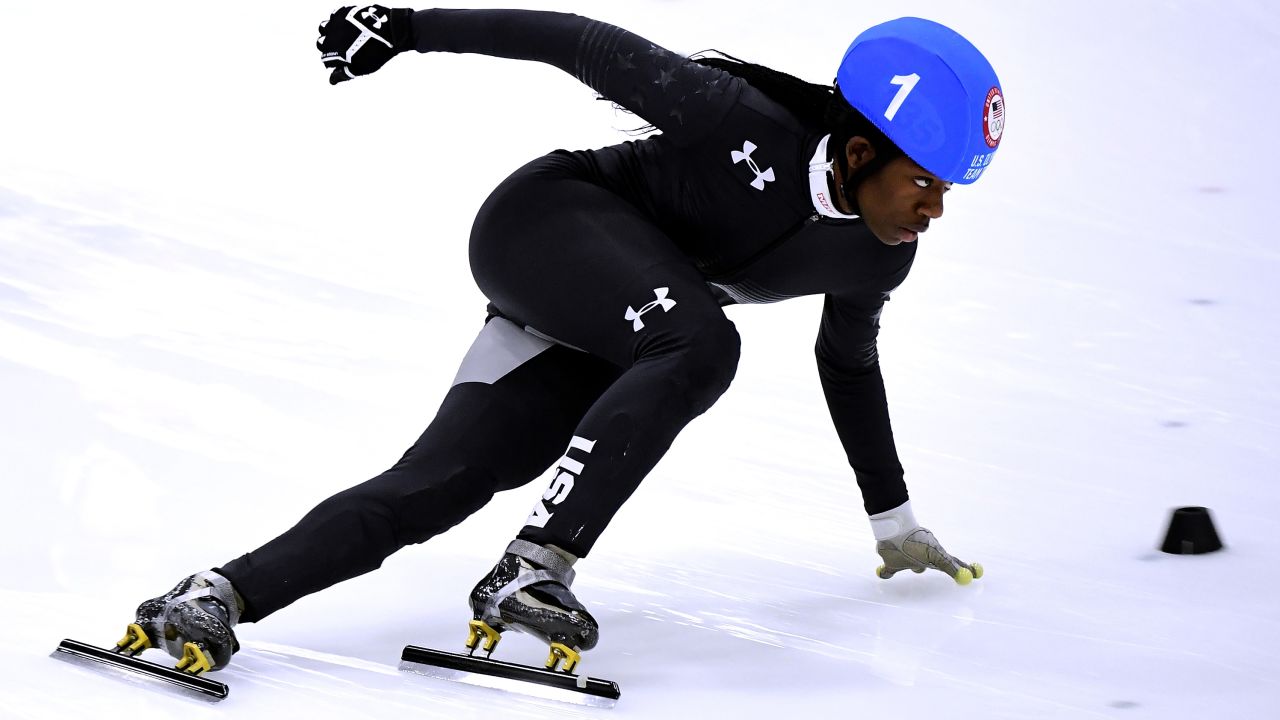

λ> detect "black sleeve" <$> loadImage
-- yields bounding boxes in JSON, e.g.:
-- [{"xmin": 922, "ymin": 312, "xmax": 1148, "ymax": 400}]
[
  {"xmin": 411, "ymin": 9, "xmax": 742, "ymax": 146},
  {"xmin": 815, "ymin": 289, "xmax": 910, "ymax": 515}
]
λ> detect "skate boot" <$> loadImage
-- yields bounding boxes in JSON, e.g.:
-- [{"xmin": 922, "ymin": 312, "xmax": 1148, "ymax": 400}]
[
  {"xmin": 466, "ymin": 539, "xmax": 598, "ymax": 673},
  {"xmin": 115, "ymin": 570, "xmax": 242, "ymax": 675}
]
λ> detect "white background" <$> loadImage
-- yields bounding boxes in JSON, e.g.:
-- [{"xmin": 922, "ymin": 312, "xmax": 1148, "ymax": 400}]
[{"xmin": 2, "ymin": 1, "xmax": 1278, "ymax": 718}]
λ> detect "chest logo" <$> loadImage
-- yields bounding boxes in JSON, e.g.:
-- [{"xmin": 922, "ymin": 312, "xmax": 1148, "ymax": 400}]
[
  {"xmin": 731, "ymin": 140, "xmax": 775, "ymax": 191},
  {"xmin": 625, "ymin": 287, "xmax": 677, "ymax": 332}
]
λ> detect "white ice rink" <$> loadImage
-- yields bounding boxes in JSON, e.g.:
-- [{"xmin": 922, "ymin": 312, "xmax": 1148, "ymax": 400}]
[{"xmin": 2, "ymin": 1, "xmax": 1278, "ymax": 718}]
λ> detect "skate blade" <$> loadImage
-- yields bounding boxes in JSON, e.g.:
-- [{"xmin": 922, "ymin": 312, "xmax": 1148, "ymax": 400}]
[
  {"xmin": 399, "ymin": 644, "xmax": 619, "ymax": 708},
  {"xmin": 51, "ymin": 639, "xmax": 229, "ymax": 701}
]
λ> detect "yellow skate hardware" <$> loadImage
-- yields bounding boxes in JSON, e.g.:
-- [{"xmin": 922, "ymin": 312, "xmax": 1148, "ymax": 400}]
[
  {"xmin": 545, "ymin": 642, "xmax": 581, "ymax": 674},
  {"xmin": 175, "ymin": 642, "xmax": 214, "ymax": 675},
  {"xmin": 465, "ymin": 619, "xmax": 503, "ymax": 656},
  {"xmin": 114, "ymin": 623, "xmax": 152, "ymax": 657}
]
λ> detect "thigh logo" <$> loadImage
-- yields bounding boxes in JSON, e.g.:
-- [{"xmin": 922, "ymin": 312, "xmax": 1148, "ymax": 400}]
[
  {"xmin": 625, "ymin": 287, "xmax": 677, "ymax": 332},
  {"xmin": 525, "ymin": 435, "xmax": 596, "ymax": 529},
  {"xmin": 731, "ymin": 140, "xmax": 775, "ymax": 191}
]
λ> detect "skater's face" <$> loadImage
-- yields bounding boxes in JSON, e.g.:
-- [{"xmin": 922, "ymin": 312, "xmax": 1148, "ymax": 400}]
[{"xmin": 845, "ymin": 139, "xmax": 950, "ymax": 246}]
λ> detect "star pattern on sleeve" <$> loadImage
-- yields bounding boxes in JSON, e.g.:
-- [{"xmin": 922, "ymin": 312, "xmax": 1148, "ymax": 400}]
[
  {"xmin": 653, "ymin": 67, "xmax": 677, "ymax": 90},
  {"xmin": 614, "ymin": 51, "xmax": 636, "ymax": 71},
  {"xmin": 694, "ymin": 76, "xmax": 727, "ymax": 102},
  {"xmin": 668, "ymin": 98, "xmax": 686, "ymax": 125}
]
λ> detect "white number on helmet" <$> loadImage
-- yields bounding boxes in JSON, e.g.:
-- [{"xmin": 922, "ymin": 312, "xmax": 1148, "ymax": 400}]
[{"xmin": 885, "ymin": 73, "xmax": 920, "ymax": 122}]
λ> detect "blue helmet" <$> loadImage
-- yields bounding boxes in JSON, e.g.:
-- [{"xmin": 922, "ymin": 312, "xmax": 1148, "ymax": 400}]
[{"xmin": 835, "ymin": 17, "xmax": 1004, "ymax": 184}]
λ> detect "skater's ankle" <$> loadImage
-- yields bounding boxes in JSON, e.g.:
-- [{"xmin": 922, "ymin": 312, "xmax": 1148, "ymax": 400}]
[
  {"xmin": 206, "ymin": 568, "xmax": 247, "ymax": 619},
  {"xmin": 545, "ymin": 544, "xmax": 578, "ymax": 567},
  {"xmin": 506, "ymin": 539, "xmax": 577, "ymax": 571}
]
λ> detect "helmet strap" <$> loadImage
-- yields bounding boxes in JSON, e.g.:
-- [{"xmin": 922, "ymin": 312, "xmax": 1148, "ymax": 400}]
[
  {"xmin": 839, "ymin": 177, "xmax": 861, "ymax": 215},
  {"xmin": 829, "ymin": 131, "xmax": 859, "ymax": 214}
]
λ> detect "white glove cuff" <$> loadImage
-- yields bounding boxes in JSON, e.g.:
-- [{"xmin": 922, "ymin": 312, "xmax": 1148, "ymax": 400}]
[{"xmin": 869, "ymin": 500, "xmax": 918, "ymax": 541}]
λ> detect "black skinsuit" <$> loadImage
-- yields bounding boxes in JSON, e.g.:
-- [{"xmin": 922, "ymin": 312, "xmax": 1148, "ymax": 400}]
[{"xmin": 219, "ymin": 9, "xmax": 916, "ymax": 623}]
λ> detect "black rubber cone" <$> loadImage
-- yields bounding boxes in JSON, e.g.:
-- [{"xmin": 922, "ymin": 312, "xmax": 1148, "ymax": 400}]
[{"xmin": 1160, "ymin": 506, "xmax": 1224, "ymax": 554}]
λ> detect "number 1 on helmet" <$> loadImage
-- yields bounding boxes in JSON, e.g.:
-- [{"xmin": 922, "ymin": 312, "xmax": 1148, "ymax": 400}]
[{"xmin": 884, "ymin": 73, "xmax": 920, "ymax": 121}]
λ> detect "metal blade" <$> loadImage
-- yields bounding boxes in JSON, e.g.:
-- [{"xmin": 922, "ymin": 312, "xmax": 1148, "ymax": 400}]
[
  {"xmin": 399, "ymin": 645, "xmax": 619, "ymax": 708},
  {"xmin": 51, "ymin": 639, "xmax": 229, "ymax": 702}
]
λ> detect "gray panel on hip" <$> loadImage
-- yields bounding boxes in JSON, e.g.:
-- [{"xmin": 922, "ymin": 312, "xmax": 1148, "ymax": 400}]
[{"xmin": 451, "ymin": 316, "xmax": 555, "ymax": 386}]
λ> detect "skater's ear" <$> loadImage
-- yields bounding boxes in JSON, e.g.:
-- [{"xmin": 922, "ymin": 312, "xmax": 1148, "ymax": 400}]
[{"xmin": 844, "ymin": 136, "xmax": 877, "ymax": 173}]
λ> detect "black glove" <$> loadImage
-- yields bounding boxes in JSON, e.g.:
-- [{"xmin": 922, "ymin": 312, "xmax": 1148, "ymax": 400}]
[{"xmin": 317, "ymin": 5, "xmax": 416, "ymax": 85}]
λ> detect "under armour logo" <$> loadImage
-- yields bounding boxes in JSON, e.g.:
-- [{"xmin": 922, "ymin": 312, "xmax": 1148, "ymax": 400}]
[
  {"xmin": 360, "ymin": 6, "xmax": 388, "ymax": 28},
  {"xmin": 731, "ymin": 141, "xmax": 775, "ymax": 191},
  {"xmin": 624, "ymin": 287, "xmax": 677, "ymax": 332}
]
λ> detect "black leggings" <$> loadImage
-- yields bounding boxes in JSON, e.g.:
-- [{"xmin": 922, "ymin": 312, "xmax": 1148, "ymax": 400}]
[{"xmin": 220, "ymin": 154, "xmax": 740, "ymax": 622}]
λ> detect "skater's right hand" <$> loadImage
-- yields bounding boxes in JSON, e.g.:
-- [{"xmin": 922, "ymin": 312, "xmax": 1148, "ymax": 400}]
[{"xmin": 317, "ymin": 5, "xmax": 416, "ymax": 85}]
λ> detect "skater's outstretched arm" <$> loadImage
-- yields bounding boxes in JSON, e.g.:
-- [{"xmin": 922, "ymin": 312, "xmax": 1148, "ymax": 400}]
[
  {"xmin": 815, "ymin": 288, "xmax": 908, "ymax": 514},
  {"xmin": 817, "ymin": 278, "xmax": 982, "ymax": 586},
  {"xmin": 317, "ymin": 6, "xmax": 743, "ymax": 146}
]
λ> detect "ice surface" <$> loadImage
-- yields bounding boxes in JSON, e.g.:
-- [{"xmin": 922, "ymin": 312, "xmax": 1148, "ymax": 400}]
[{"xmin": 2, "ymin": 1, "xmax": 1278, "ymax": 718}]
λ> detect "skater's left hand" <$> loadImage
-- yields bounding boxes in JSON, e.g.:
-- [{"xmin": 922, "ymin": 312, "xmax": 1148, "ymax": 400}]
[
  {"xmin": 869, "ymin": 502, "xmax": 983, "ymax": 585},
  {"xmin": 317, "ymin": 5, "xmax": 416, "ymax": 85}
]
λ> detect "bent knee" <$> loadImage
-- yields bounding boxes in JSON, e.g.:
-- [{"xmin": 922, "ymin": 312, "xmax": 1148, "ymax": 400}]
[{"xmin": 651, "ymin": 317, "xmax": 741, "ymax": 413}]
